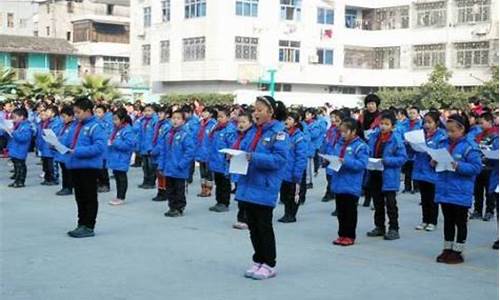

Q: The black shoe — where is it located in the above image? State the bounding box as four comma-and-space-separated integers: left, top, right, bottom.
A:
164, 209, 183, 217
402, 189, 410, 194
362, 199, 370, 207
56, 188, 72, 196
482, 212, 494, 222
306, 183, 313, 189
469, 211, 482, 220
152, 191, 167, 201
384, 229, 400, 240
12, 182, 25, 188
331, 209, 337, 216
41, 181, 57, 186
97, 186, 111, 193
321, 193, 333, 202
410, 190, 416, 194
492, 240, 499, 250
9, 175, 15, 180
278, 215, 296, 223
209, 203, 229, 212
141, 184, 156, 190
131, 163, 141, 168
367, 227, 385, 237
67, 225, 95, 238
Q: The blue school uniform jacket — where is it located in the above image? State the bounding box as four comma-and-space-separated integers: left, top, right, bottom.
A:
368, 131, 408, 192
36, 118, 61, 158
107, 124, 136, 172
207, 122, 237, 175
488, 136, 499, 194
466, 125, 482, 141
185, 115, 201, 142
322, 126, 341, 176
151, 119, 172, 165
435, 137, 482, 207
235, 121, 289, 208
412, 128, 447, 184
7, 120, 33, 160
300, 121, 314, 158
306, 119, 323, 151
138, 115, 157, 155
282, 128, 308, 184
159, 125, 195, 179
330, 137, 369, 197
230, 126, 256, 183
54, 120, 76, 164
194, 118, 216, 162
396, 118, 423, 160
66, 116, 107, 170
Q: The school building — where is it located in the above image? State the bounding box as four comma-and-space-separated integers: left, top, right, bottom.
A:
129, 0, 499, 107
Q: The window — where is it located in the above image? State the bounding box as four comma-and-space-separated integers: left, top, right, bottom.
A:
456, 0, 490, 23
280, 0, 301, 21
19, 18, 28, 28
66, 31, 71, 41
373, 6, 409, 30
374, 47, 400, 69
106, 4, 114, 15
344, 47, 375, 68
161, 0, 171, 22
183, 37, 205, 61
46, 3, 50, 13
317, 7, 334, 24
413, 44, 446, 68
143, 7, 151, 27
67, 1, 74, 13
415, 1, 447, 27
260, 83, 292, 92
279, 40, 300, 63
455, 41, 489, 67
7, 13, 14, 28
235, 36, 258, 60
345, 9, 358, 28
142, 44, 151, 65
316, 48, 333, 65
160, 40, 170, 63
185, 0, 206, 19
46, 26, 50, 36
236, 0, 258, 17
103, 56, 129, 75
49, 55, 66, 71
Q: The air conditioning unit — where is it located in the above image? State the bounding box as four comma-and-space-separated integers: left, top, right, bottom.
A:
309, 55, 319, 63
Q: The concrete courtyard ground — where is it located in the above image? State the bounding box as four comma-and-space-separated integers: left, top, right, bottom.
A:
1, 155, 498, 300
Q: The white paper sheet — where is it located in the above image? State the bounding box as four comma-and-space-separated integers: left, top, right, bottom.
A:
404, 130, 429, 153
0, 118, 13, 136
427, 148, 455, 172
42, 129, 70, 154
364, 129, 375, 139
219, 148, 248, 175
319, 154, 342, 172
367, 158, 384, 171
481, 149, 499, 160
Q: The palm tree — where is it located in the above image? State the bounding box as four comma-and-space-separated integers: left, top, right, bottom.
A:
74, 74, 121, 102
0, 66, 17, 94
31, 72, 65, 97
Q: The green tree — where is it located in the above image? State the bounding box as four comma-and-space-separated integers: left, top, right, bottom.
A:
474, 66, 499, 108
31, 72, 66, 97
0, 66, 17, 95
70, 74, 121, 102
160, 93, 235, 106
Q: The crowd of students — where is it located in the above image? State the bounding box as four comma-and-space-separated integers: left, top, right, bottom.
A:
0, 94, 498, 280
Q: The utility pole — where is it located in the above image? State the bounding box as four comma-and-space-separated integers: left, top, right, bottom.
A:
258, 69, 277, 97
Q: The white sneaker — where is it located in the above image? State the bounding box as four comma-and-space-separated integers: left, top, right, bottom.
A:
109, 199, 125, 206
244, 262, 261, 278
415, 223, 427, 230
424, 224, 436, 231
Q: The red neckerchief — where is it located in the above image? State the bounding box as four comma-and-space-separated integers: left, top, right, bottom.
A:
168, 127, 180, 145
332, 130, 341, 148
5, 112, 12, 119
326, 126, 336, 142
13, 121, 22, 131
340, 137, 357, 159
409, 119, 417, 130
249, 124, 264, 151
448, 138, 461, 154
475, 127, 498, 143
375, 132, 392, 158
152, 120, 164, 144
59, 121, 72, 135
197, 119, 209, 141
306, 119, 314, 125
110, 124, 126, 143
288, 127, 297, 137
42, 119, 50, 129
232, 131, 245, 150
142, 117, 151, 130
71, 121, 84, 149
209, 121, 228, 138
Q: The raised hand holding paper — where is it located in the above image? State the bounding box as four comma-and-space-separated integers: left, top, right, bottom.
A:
367, 158, 384, 171
404, 130, 429, 153
219, 148, 248, 175
427, 148, 455, 172
42, 129, 70, 154
319, 153, 342, 172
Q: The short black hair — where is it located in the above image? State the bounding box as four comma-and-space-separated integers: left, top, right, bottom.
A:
172, 110, 185, 120
12, 107, 28, 119
380, 110, 397, 126
340, 117, 359, 133
74, 97, 94, 112
60, 105, 74, 116
409, 106, 420, 113
95, 104, 107, 112
480, 112, 494, 124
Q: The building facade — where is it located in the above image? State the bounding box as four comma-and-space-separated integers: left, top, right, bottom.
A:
130, 0, 499, 106
0, 1, 39, 37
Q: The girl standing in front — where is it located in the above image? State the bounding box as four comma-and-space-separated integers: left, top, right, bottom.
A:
107, 109, 136, 206
7, 108, 33, 188
412, 111, 447, 231
434, 114, 482, 264
278, 112, 307, 223
236, 96, 288, 280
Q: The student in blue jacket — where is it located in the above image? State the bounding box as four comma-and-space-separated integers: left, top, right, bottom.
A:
182, 104, 200, 184
366, 111, 407, 241
330, 118, 369, 246
195, 107, 217, 198
94, 104, 113, 193
151, 106, 172, 202
55, 106, 76, 196
7, 108, 33, 188
66, 97, 107, 238
434, 114, 482, 264
207, 107, 237, 213
412, 111, 447, 232
397, 107, 423, 194
298, 116, 313, 204
304, 108, 323, 177
236, 96, 288, 280
231, 111, 255, 230
278, 112, 308, 223
107, 109, 136, 206
138, 104, 158, 189
160, 110, 195, 217
487, 135, 499, 249
37, 105, 61, 185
